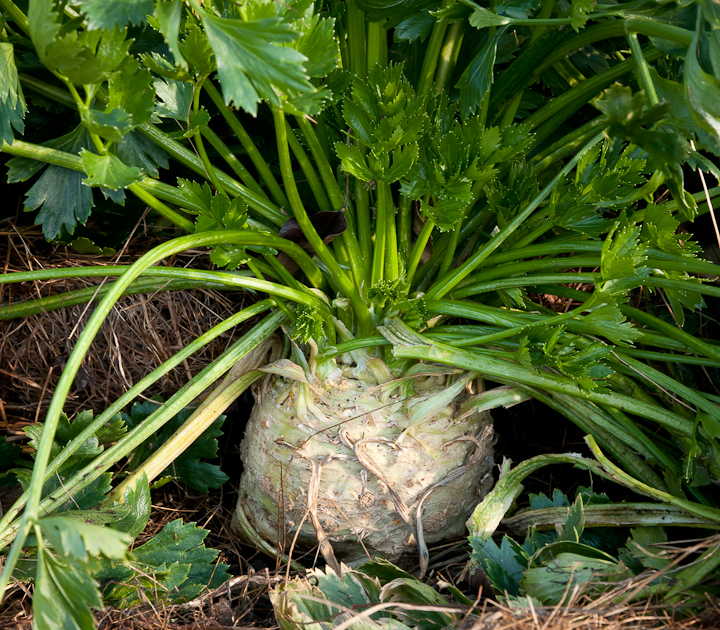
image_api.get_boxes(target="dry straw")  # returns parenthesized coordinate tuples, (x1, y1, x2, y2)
(0, 223, 252, 431)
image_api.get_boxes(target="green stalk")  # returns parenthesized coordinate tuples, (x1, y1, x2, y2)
(434, 17, 466, 94)
(530, 0, 556, 42)
(0, 140, 193, 233)
(425, 132, 604, 300)
(346, 0, 367, 78)
(355, 179, 373, 268)
(380, 320, 695, 436)
(200, 126, 267, 199)
(295, 115, 368, 289)
(505, 503, 719, 532)
(467, 452, 614, 540)
(0, 299, 274, 544)
(15, 73, 285, 226)
(272, 107, 374, 334)
(625, 16, 694, 47)
(417, 2, 450, 99)
(610, 353, 720, 422)
(437, 220, 461, 279)
(139, 123, 286, 227)
(524, 47, 662, 133)
(586, 435, 720, 524)
(128, 183, 196, 232)
(0, 277, 219, 320)
(372, 182, 389, 285)
(294, 116, 343, 209)
(625, 306, 720, 363)
(398, 195, 414, 267)
(0, 0, 29, 34)
(203, 81, 289, 209)
(406, 218, 435, 287)
(490, 21, 625, 114)
(627, 32, 659, 105)
(285, 120, 333, 213)
(385, 189, 399, 281)
(1, 266, 331, 322)
(367, 20, 387, 69)
(530, 117, 605, 172)
(525, 388, 669, 490)
(0, 311, 285, 555)
(193, 79, 226, 194)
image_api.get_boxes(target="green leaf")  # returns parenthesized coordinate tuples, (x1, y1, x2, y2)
(470, 536, 524, 596)
(80, 107, 134, 143)
(40, 516, 131, 563)
(155, 0, 187, 69)
(131, 519, 228, 594)
(582, 303, 640, 346)
(123, 400, 229, 491)
(558, 495, 585, 542)
(335, 142, 376, 181)
(529, 488, 570, 509)
(107, 57, 156, 129)
(111, 473, 152, 538)
(456, 28, 506, 118)
(98, 516, 230, 607)
(385, 143, 419, 182)
(522, 553, 617, 604)
(0, 43, 26, 145)
(294, 11, 340, 79)
(650, 68, 720, 155)
(466, 3, 512, 28)
(41, 27, 132, 86)
(67, 237, 116, 256)
(81, 149, 144, 190)
(199, 8, 309, 115)
(25, 164, 94, 240)
(600, 221, 648, 284)
(625, 526, 671, 570)
(111, 130, 169, 179)
(379, 578, 456, 630)
(76, 0, 153, 30)
(180, 22, 214, 75)
(570, 0, 594, 31)
(34, 547, 102, 630)
(595, 85, 697, 219)
(154, 77, 194, 120)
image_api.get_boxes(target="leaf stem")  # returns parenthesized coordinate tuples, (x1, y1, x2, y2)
(128, 183, 196, 232)
(417, 2, 450, 99)
(406, 218, 434, 287)
(434, 18, 466, 95)
(203, 81, 289, 209)
(272, 107, 374, 334)
(200, 126, 266, 198)
(285, 120, 332, 213)
(626, 31, 659, 105)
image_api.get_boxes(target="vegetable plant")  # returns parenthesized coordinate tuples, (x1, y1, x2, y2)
(0, 0, 720, 625)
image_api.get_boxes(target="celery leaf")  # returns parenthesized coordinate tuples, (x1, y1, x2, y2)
(0, 43, 26, 145)
(199, 9, 309, 115)
(75, 0, 153, 30)
(81, 149, 144, 190)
